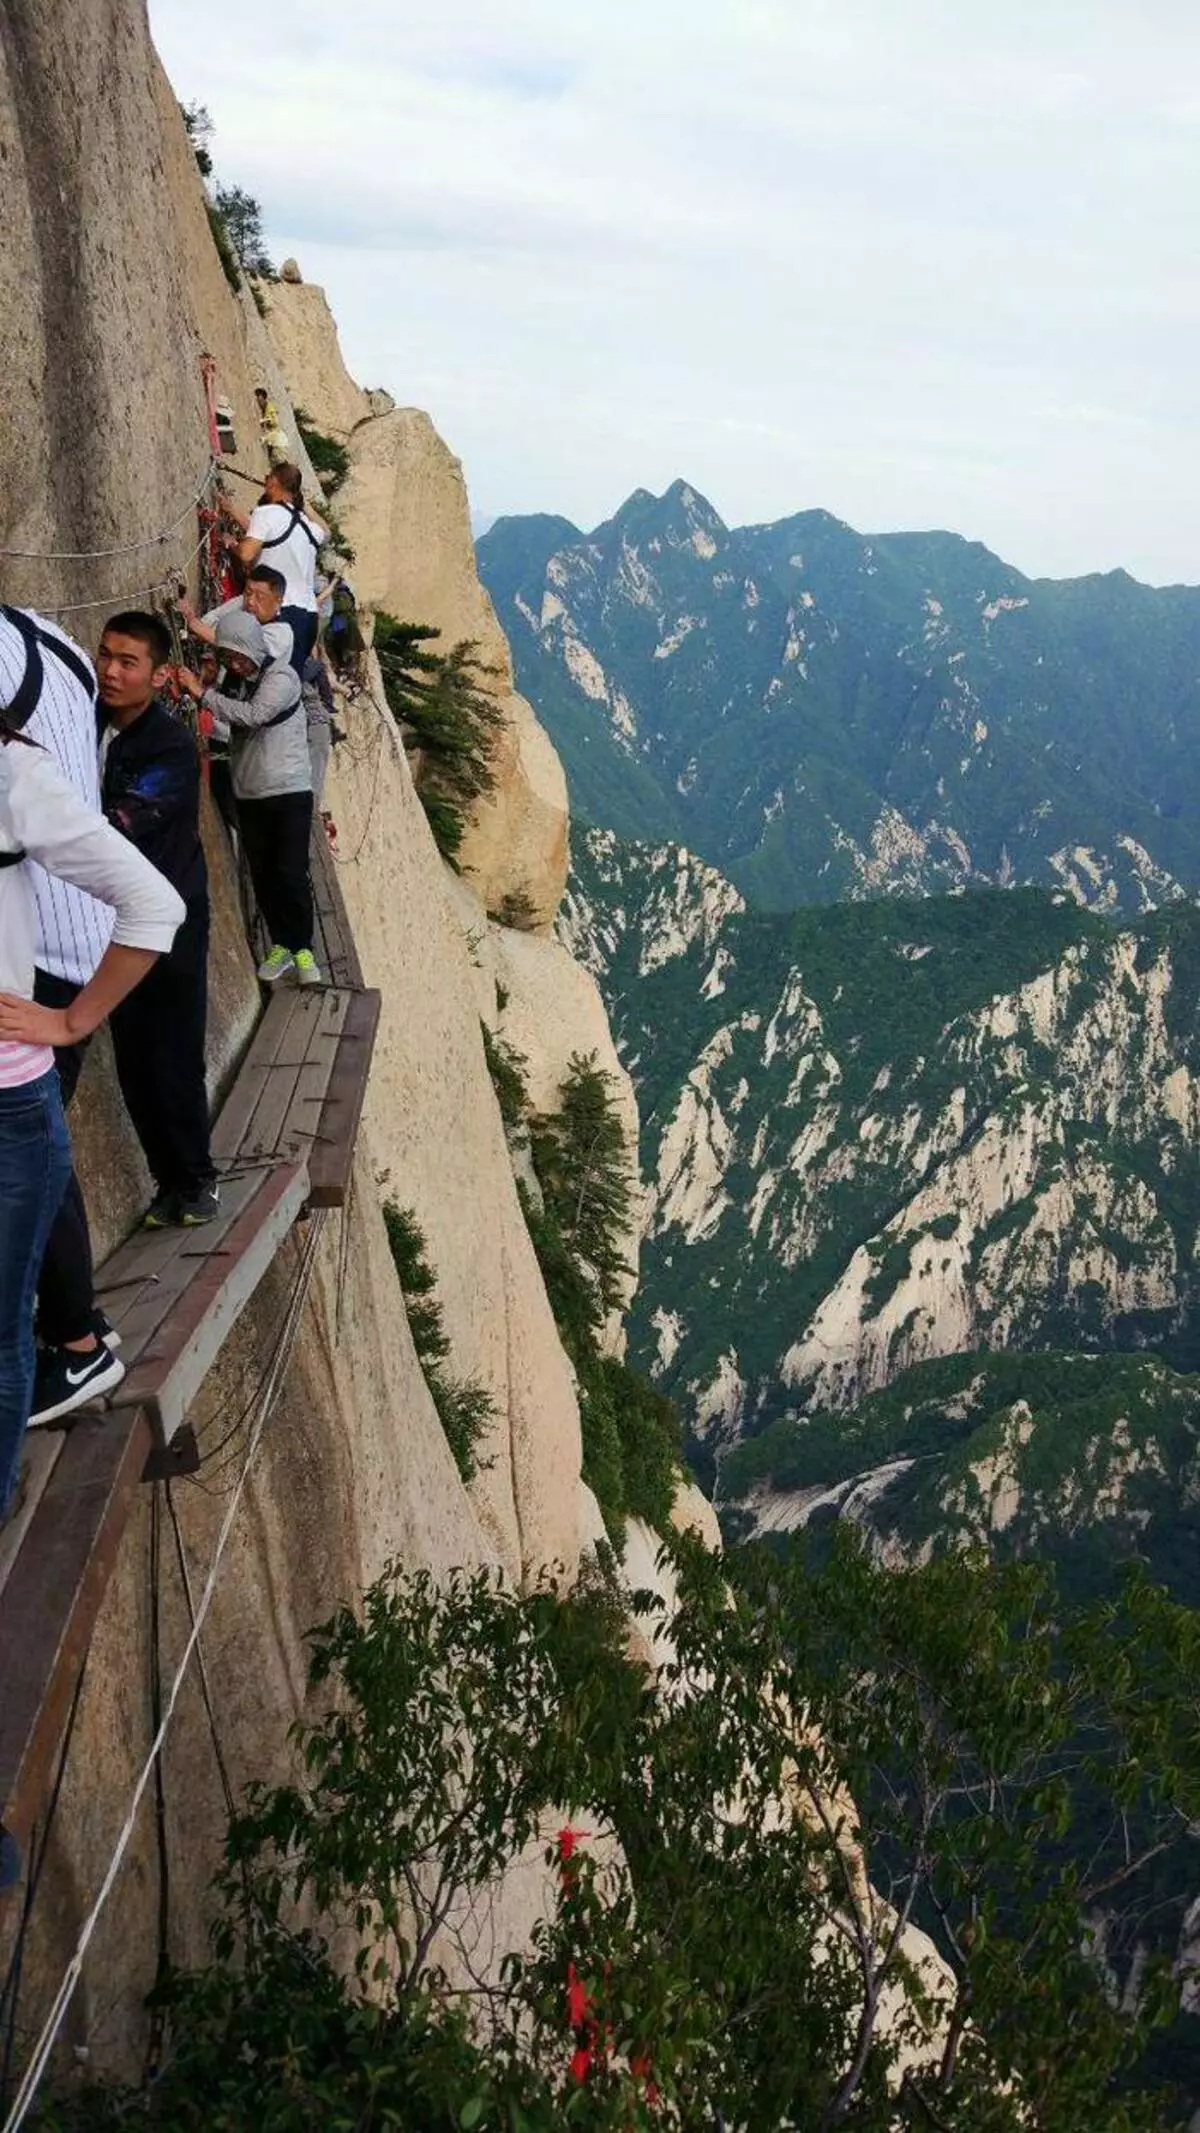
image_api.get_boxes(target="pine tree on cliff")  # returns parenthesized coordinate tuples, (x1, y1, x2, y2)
(374, 614, 506, 863)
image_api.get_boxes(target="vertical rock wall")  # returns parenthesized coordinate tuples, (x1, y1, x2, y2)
(0, 0, 645, 2080)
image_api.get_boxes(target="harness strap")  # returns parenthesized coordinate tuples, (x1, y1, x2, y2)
(0, 849, 25, 868)
(257, 503, 321, 555)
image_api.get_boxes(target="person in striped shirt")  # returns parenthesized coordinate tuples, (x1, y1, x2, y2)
(0, 609, 127, 1424)
(0, 607, 185, 1514)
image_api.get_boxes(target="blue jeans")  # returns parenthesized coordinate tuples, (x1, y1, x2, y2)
(0, 1071, 71, 1518)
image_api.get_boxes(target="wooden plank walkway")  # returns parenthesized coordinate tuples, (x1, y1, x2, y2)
(0, 1411, 153, 1870)
(0, 847, 380, 1877)
(310, 816, 364, 990)
(99, 1161, 310, 1447)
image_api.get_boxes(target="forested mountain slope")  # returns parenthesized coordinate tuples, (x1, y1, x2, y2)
(481, 483, 1200, 913)
(562, 832, 1200, 1469)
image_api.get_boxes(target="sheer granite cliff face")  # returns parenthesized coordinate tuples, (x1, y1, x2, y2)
(0, 8, 634, 2072)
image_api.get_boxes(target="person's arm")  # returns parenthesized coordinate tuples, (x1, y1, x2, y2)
(176, 596, 222, 651)
(191, 666, 301, 733)
(0, 943, 160, 1047)
(0, 745, 184, 1044)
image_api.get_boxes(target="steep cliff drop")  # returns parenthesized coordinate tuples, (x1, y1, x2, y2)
(0, 6, 639, 2079)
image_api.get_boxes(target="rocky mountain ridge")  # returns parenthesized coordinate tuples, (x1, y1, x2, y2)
(480, 481, 1200, 914)
(563, 830, 1200, 1474)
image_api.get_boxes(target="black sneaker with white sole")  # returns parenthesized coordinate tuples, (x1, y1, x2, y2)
(28, 1343, 126, 1428)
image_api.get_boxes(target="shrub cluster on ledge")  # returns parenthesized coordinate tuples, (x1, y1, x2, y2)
(480, 1035, 681, 1543)
(375, 613, 506, 865)
(382, 1203, 494, 1484)
(34, 1543, 1200, 2129)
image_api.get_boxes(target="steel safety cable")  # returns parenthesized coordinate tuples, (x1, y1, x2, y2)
(0, 1210, 328, 2133)
(0, 463, 218, 563)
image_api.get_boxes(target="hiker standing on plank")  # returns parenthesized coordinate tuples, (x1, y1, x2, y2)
(0, 647, 184, 1515)
(225, 463, 325, 678)
(97, 611, 219, 1231)
(177, 610, 321, 988)
(176, 562, 294, 830)
(0, 608, 129, 1424)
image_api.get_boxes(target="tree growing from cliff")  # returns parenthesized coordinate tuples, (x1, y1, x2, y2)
(212, 183, 275, 279)
(31, 1539, 1200, 2131)
(374, 614, 507, 864)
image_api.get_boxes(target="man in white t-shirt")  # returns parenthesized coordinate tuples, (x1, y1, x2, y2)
(229, 463, 325, 679)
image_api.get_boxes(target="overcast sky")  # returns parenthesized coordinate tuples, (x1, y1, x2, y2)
(150, 0, 1199, 584)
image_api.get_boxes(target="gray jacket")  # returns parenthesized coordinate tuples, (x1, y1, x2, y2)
(202, 653, 310, 801)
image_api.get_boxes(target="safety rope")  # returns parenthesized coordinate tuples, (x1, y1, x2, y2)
(0, 463, 218, 563)
(0, 1210, 328, 2133)
(32, 520, 215, 619)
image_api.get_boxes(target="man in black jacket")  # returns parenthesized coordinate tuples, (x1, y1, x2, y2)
(97, 611, 217, 1227)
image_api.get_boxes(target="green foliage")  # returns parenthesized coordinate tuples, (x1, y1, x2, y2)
(531, 1054, 633, 1317)
(721, 1348, 1200, 1614)
(34, 1545, 1200, 2130)
(375, 612, 506, 864)
(294, 406, 351, 495)
(382, 1202, 493, 1484)
(481, 1024, 530, 1131)
(213, 183, 275, 279)
(205, 200, 241, 293)
(510, 1054, 682, 1543)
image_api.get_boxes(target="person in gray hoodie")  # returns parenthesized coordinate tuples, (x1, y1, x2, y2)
(178, 611, 321, 986)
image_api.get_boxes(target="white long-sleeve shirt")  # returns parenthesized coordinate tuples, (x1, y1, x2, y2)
(0, 737, 185, 1084)
(0, 608, 115, 986)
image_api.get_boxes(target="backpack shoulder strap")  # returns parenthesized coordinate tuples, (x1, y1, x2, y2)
(0, 604, 97, 728)
(257, 504, 322, 555)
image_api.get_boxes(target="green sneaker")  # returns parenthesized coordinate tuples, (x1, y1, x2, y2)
(293, 950, 323, 988)
(257, 945, 295, 984)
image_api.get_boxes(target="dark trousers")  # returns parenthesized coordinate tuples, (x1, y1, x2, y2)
(34, 969, 95, 1348)
(280, 606, 318, 678)
(209, 751, 237, 836)
(109, 897, 215, 1200)
(239, 791, 314, 954)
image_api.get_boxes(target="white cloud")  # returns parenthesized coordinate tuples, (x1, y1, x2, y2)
(151, 0, 1200, 583)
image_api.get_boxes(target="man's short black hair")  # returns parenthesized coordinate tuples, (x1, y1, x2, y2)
(246, 564, 286, 597)
(102, 610, 172, 668)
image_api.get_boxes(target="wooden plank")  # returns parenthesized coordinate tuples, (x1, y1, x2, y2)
(0, 1435, 66, 1605)
(103, 1172, 267, 1360)
(310, 823, 364, 990)
(210, 989, 310, 1164)
(0, 1410, 153, 1873)
(116, 1161, 311, 1445)
(307, 989, 381, 1206)
(276, 992, 352, 1157)
(239, 993, 332, 1162)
